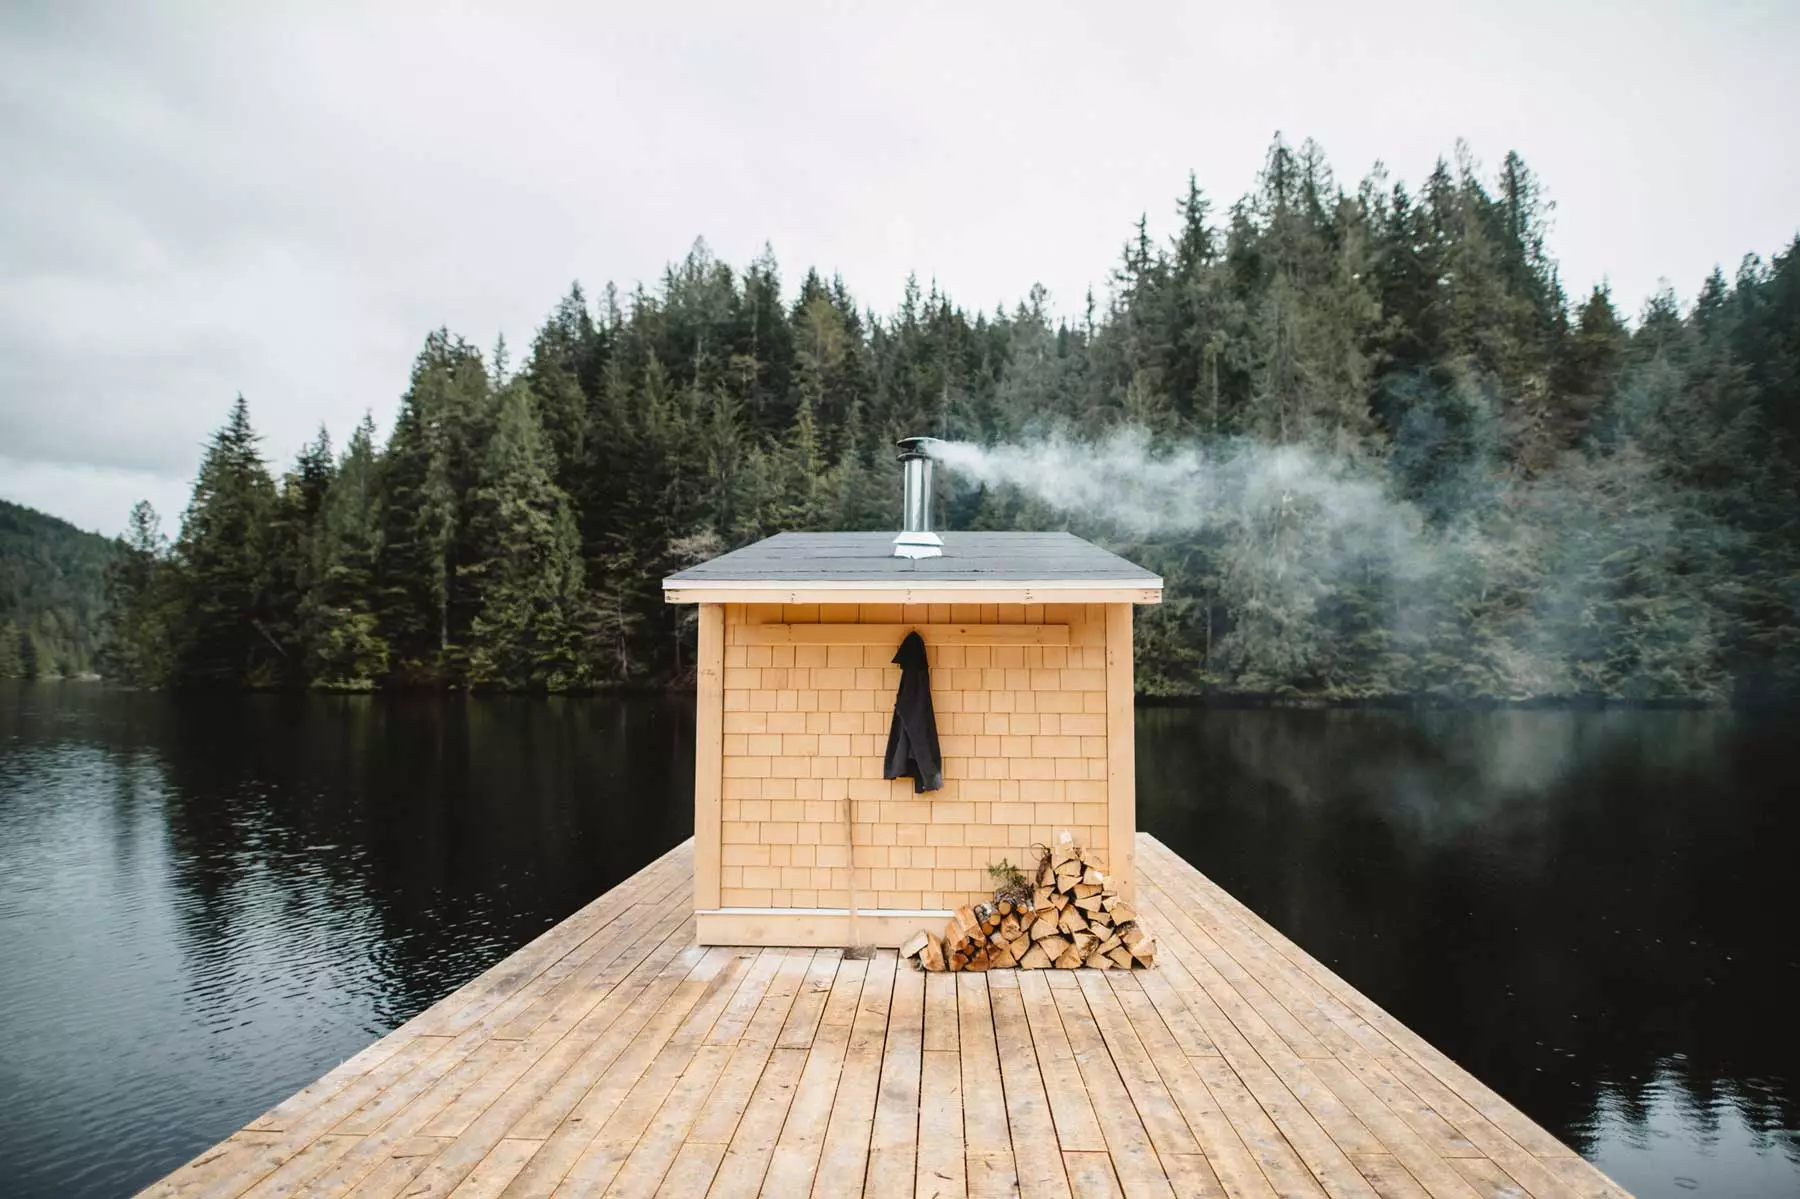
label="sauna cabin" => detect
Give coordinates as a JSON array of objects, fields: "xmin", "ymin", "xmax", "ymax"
[{"xmin": 663, "ymin": 439, "xmax": 1162, "ymax": 948}]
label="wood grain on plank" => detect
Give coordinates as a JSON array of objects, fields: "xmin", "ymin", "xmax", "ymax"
[
  {"xmin": 687, "ymin": 950, "xmax": 815, "ymax": 1148},
  {"xmin": 986, "ymin": 974, "xmax": 1073, "ymax": 1199},
  {"xmin": 1046, "ymin": 973, "xmax": 1175, "ymax": 1199},
  {"xmin": 917, "ymin": 1048, "xmax": 966, "ymax": 1199},
  {"xmin": 865, "ymin": 960, "xmax": 925, "ymax": 1199},
  {"xmin": 706, "ymin": 1046, "xmax": 807, "ymax": 1199},
  {"xmin": 763, "ymin": 956, "xmax": 867, "ymax": 1196},
  {"xmin": 1016, "ymin": 971, "xmax": 1106, "ymax": 1155},
  {"xmin": 134, "ymin": 836, "xmax": 1630, "ymax": 1199},
  {"xmin": 813, "ymin": 951, "xmax": 898, "ymax": 1197}
]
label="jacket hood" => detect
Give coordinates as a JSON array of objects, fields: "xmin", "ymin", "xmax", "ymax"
[{"xmin": 891, "ymin": 630, "xmax": 929, "ymax": 670}]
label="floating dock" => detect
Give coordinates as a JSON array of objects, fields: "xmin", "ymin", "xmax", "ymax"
[{"xmin": 140, "ymin": 834, "xmax": 1631, "ymax": 1198}]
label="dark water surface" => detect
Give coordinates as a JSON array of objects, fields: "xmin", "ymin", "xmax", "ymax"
[
  {"xmin": 1139, "ymin": 706, "xmax": 1800, "ymax": 1199},
  {"xmin": 0, "ymin": 686, "xmax": 1794, "ymax": 1198},
  {"xmin": 0, "ymin": 686, "xmax": 693, "ymax": 1197}
]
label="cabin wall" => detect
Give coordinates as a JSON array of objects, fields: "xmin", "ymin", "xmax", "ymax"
[{"xmin": 696, "ymin": 600, "xmax": 1135, "ymax": 945}]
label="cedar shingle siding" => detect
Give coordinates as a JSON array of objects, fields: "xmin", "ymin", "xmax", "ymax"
[{"xmin": 716, "ymin": 603, "xmax": 1113, "ymax": 913}]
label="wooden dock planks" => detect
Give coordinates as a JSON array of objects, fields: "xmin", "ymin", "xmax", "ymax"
[{"xmin": 138, "ymin": 834, "xmax": 1631, "ymax": 1199}]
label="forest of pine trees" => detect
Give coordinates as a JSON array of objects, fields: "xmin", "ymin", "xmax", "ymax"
[
  {"xmin": 0, "ymin": 499, "xmax": 113, "ymax": 679},
  {"xmin": 95, "ymin": 140, "xmax": 1800, "ymax": 701}
]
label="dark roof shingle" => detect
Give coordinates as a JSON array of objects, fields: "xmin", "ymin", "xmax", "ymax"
[{"xmin": 663, "ymin": 531, "xmax": 1159, "ymax": 587}]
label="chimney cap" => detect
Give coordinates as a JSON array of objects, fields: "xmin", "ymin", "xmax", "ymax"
[{"xmin": 896, "ymin": 435, "xmax": 941, "ymax": 462}]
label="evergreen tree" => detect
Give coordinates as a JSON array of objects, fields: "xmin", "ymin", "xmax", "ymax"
[
  {"xmin": 1543, "ymin": 284, "xmax": 1628, "ymax": 457},
  {"xmin": 171, "ymin": 396, "xmax": 277, "ymax": 685},
  {"xmin": 461, "ymin": 384, "xmax": 588, "ymax": 690},
  {"xmin": 262, "ymin": 426, "xmax": 335, "ymax": 683},
  {"xmin": 89, "ymin": 137, "xmax": 1800, "ymax": 701},
  {"xmin": 16, "ymin": 627, "xmax": 39, "ymax": 680},
  {"xmin": 308, "ymin": 415, "xmax": 389, "ymax": 688},
  {"xmin": 1, "ymin": 498, "xmax": 114, "ymax": 677},
  {"xmin": 376, "ymin": 331, "xmax": 491, "ymax": 682},
  {"xmin": 524, "ymin": 284, "xmax": 598, "ymax": 495},
  {"xmin": 97, "ymin": 500, "xmax": 176, "ymax": 686}
]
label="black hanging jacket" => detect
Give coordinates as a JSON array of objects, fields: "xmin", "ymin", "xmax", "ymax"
[{"xmin": 882, "ymin": 631, "xmax": 943, "ymax": 793}]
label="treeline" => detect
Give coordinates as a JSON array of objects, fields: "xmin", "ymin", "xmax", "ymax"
[
  {"xmin": 1, "ymin": 499, "xmax": 113, "ymax": 679},
  {"xmin": 99, "ymin": 138, "xmax": 1800, "ymax": 699}
]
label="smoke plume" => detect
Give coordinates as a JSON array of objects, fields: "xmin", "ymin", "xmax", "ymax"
[
  {"xmin": 924, "ymin": 426, "xmax": 1726, "ymax": 700},
  {"xmin": 929, "ymin": 428, "xmax": 1411, "ymax": 549}
]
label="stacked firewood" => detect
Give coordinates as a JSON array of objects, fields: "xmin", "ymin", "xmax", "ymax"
[{"xmin": 900, "ymin": 836, "xmax": 1155, "ymax": 971}]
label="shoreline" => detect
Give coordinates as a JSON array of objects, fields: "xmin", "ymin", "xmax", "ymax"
[{"xmin": 12, "ymin": 676, "xmax": 1759, "ymax": 711}]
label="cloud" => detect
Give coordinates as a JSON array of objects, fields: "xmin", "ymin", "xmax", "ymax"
[
  {"xmin": 0, "ymin": 456, "xmax": 191, "ymax": 538},
  {"xmin": 2, "ymin": 0, "xmax": 1796, "ymax": 533}
]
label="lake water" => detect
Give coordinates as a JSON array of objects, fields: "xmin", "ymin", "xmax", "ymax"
[{"xmin": 0, "ymin": 685, "xmax": 1794, "ymax": 1198}]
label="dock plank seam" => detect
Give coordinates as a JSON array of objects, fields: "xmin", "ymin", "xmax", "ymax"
[{"xmin": 134, "ymin": 835, "xmax": 1632, "ymax": 1199}]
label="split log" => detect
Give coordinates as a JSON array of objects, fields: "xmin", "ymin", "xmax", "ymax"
[
  {"xmin": 1121, "ymin": 923, "xmax": 1155, "ymax": 965},
  {"xmin": 899, "ymin": 831, "xmax": 1155, "ymax": 972}
]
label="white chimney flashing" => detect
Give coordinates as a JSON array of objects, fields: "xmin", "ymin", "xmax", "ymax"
[{"xmin": 891, "ymin": 530, "xmax": 944, "ymax": 559}]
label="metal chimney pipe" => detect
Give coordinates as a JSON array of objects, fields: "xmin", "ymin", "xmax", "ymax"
[{"xmin": 893, "ymin": 436, "xmax": 943, "ymax": 559}]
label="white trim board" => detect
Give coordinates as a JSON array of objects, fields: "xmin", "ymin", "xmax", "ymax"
[
  {"xmin": 696, "ymin": 907, "xmax": 953, "ymax": 948},
  {"xmin": 667, "ymin": 582, "xmax": 1162, "ymax": 605}
]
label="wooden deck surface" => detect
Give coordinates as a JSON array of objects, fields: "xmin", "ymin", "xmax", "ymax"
[{"xmin": 140, "ymin": 834, "xmax": 1632, "ymax": 1199}]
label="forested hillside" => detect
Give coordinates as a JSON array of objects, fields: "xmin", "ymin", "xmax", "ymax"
[
  {"xmin": 0, "ymin": 499, "xmax": 113, "ymax": 678},
  {"xmin": 98, "ymin": 139, "xmax": 1800, "ymax": 700}
]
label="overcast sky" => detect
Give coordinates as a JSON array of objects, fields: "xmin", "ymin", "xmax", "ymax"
[{"xmin": 3, "ymin": 0, "xmax": 1795, "ymax": 536}]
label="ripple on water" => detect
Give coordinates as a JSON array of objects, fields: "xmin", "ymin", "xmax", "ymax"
[
  {"xmin": 0, "ymin": 691, "xmax": 682, "ymax": 1199},
  {"xmin": 4, "ymin": 690, "xmax": 1795, "ymax": 1199}
]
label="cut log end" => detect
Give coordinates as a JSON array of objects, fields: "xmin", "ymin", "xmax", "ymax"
[
  {"xmin": 899, "ymin": 930, "xmax": 929, "ymax": 962},
  {"xmin": 901, "ymin": 835, "xmax": 1156, "ymax": 971}
]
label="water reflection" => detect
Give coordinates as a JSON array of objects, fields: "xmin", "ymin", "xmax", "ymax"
[
  {"xmin": 0, "ymin": 688, "xmax": 1794, "ymax": 1198},
  {"xmin": 1589, "ymin": 1064, "xmax": 1798, "ymax": 1196},
  {"xmin": 0, "ymin": 685, "xmax": 692, "ymax": 1198},
  {"xmin": 1138, "ymin": 707, "xmax": 1800, "ymax": 1198}
]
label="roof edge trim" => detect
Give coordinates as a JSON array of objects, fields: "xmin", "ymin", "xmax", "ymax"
[{"xmin": 661, "ymin": 576, "xmax": 1163, "ymax": 592}]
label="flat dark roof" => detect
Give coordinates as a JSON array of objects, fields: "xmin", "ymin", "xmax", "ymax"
[{"xmin": 663, "ymin": 531, "xmax": 1161, "ymax": 588}]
